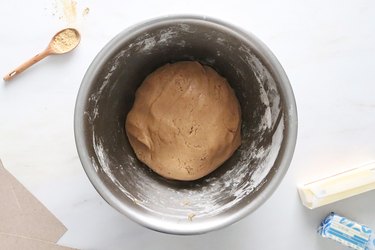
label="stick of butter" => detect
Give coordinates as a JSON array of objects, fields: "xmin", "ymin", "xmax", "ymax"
[
  {"xmin": 298, "ymin": 162, "xmax": 375, "ymax": 209},
  {"xmin": 319, "ymin": 212, "xmax": 375, "ymax": 250}
]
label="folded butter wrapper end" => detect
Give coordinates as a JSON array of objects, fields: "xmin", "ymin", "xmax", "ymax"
[
  {"xmin": 319, "ymin": 212, "xmax": 375, "ymax": 250},
  {"xmin": 298, "ymin": 162, "xmax": 375, "ymax": 209}
]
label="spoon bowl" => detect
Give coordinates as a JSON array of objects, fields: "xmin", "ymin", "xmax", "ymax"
[{"xmin": 49, "ymin": 28, "xmax": 81, "ymax": 54}]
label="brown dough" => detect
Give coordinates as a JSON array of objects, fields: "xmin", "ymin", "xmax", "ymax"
[{"xmin": 125, "ymin": 61, "xmax": 241, "ymax": 181}]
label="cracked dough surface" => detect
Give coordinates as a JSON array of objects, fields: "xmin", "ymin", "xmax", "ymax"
[{"xmin": 125, "ymin": 61, "xmax": 241, "ymax": 181}]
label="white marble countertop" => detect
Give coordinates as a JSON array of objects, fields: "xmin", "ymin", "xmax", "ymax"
[{"xmin": 1, "ymin": 0, "xmax": 374, "ymax": 249}]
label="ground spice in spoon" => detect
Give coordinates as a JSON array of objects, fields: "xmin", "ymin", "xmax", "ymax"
[{"xmin": 51, "ymin": 29, "xmax": 79, "ymax": 53}]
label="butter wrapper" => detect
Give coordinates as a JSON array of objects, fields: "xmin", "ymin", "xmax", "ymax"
[
  {"xmin": 298, "ymin": 162, "xmax": 375, "ymax": 209},
  {"xmin": 318, "ymin": 213, "xmax": 375, "ymax": 250}
]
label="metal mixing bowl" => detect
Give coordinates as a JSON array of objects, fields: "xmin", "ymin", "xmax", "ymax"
[{"xmin": 74, "ymin": 15, "xmax": 297, "ymax": 234}]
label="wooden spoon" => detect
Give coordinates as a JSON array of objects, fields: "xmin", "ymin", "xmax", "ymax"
[{"xmin": 3, "ymin": 28, "xmax": 81, "ymax": 81}]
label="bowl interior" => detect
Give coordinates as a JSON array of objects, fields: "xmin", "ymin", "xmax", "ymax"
[{"xmin": 77, "ymin": 17, "xmax": 294, "ymax": 234}]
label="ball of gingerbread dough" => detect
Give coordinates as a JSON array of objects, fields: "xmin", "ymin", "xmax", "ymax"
[{"xmin": 125, "ymin": 61, "xmax": 241, "ymax": 181}]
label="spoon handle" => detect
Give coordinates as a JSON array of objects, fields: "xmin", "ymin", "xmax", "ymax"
[{"xmin": 3, "ymin": 49, "xmax": 51, "ymax": 81}]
